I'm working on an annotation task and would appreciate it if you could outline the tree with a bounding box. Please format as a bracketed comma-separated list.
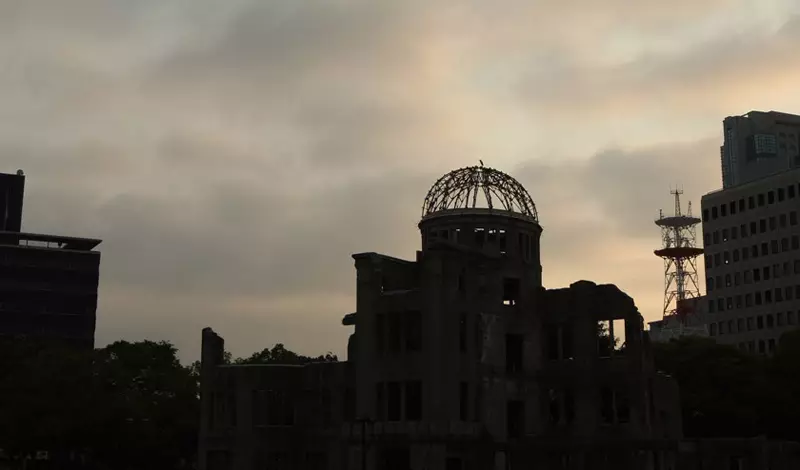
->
[652, 336, 770, 438]
[0, 338, 199, 470]
[234, 343, 338, 365]
[89, 340, 199, 470]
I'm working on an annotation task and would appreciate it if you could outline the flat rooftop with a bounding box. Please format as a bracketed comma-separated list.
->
[0, 230, 102, 251]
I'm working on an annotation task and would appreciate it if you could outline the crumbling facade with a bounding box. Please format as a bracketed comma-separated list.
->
[198, 166, 799, 469]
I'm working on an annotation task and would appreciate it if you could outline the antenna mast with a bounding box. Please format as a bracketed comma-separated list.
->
[654, 188, 704, 324]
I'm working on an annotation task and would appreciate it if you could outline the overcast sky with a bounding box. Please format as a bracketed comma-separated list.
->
[3, 0, 800, 362]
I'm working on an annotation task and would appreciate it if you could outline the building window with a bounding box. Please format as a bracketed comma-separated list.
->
[737, 318, 743, 332]
[730, 201, 737, 214]
[376, 314, 386, 355]
[741, 223, 748, 237]
[733, 250, 740, 262]
[753, 269, 761, 282]
[767, 314, 774, 328]
[789, 311, 796, 325]
[792, 236, 799, 250]
[506, 334, 524, 373]
[459, 312, 467, 352]
[778, 188, 785, 201]
[507, 400, 524, 438]
[405, 381, 422, 421]
[725, 274, 731, 287]
[731, 226, 738, 239]
[735, 295, 742, 308]
[791, 211, 798, 226]
[702, 209, 709, 222]
[768, 191, 775, 204]
[760, 219, 767, 233]
[387, 382, 401, 421]
[712, 207, 718, 219]
[789, 185, 796, 198]
[769, 217, 776, 230]
[724, 252, 730, 265]
[709, 323, 717, 336]
[503, 278, 520, 306]
[782, 238, 790, 252]
[459, 382, 469, 421]
[713, 231, 720, 244]
[777, 312, 784, 326]
[747, 317, 754, 331]
[762, 242, 769, 256]
[771, 240, 779, 254]
[405, 310, 422, 352]
[780, 214, 788, 228]
[722, 229, 728, 242]
[755, 292, 762, 305]
[745, 293, 752, 307]
[739, 198, 745, 211]
[758, 194, 765, 207]
[765, 290, 773, 304]
[748, 196, 755, 209]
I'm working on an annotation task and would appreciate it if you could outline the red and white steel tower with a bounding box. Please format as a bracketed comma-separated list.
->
[654, 189, 704, 324]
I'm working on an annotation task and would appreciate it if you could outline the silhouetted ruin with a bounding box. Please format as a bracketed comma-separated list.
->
[199, 165, 800, 469]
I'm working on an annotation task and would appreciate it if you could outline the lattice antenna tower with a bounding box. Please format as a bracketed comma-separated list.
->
[654, 188, 704, 323]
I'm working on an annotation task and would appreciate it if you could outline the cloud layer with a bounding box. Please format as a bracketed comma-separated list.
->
[2, 0, 799, 361]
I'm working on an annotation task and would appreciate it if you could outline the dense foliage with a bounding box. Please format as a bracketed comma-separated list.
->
[0, 339, 333, 470]
[652, 329, 800, 442]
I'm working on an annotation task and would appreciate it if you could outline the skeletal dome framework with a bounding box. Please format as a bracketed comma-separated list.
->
[421, 165, 538, 221]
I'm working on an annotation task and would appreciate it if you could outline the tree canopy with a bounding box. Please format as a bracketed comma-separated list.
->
[0, 338, 335, 470]
[652, 330, 800, 442]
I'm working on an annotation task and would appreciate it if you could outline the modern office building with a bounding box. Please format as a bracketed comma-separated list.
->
[0, 170, 102, 348]
[720, 111, 800, 189]
[698, 167, 800, 354]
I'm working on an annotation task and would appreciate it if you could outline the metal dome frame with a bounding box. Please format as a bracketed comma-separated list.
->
[421, 165, 538, 221]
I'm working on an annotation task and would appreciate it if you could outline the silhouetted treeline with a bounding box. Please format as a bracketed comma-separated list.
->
[653, 329, 800, 442]
[0, 339, 335, 470]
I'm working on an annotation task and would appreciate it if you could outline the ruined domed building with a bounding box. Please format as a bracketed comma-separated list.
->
[198, 166, 797, 470]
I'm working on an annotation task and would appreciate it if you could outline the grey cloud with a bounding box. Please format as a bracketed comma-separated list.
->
[516, 137, 720, 242]
[518, 15, 800, 113]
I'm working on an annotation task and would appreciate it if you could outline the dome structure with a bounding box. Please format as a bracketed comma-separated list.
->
[421, 164, 538, 222]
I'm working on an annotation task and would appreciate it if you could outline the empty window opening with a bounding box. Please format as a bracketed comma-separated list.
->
[507, 400, 524, 439]
[376, 383, 385, 420]
[474, 228, 485, 247]
[545, 325, 559, 361]
[387, 382, 402, 421]
[506, 334, 524, 373]
[446, 457, 464, 470]
[611, 319, 625, 353]
[600, 388, 629, 425]
[459, 312, 467, 352]
[548, 389, 561, 425]
[503, 277, 521, 306]
[459, 382, 469, 421]
[376, 313, 386, 355]
[388, 312, 403, 353]
[405, 310, 422, 352]
[405, 381, 422, 421]
[498, 229, 507, 253]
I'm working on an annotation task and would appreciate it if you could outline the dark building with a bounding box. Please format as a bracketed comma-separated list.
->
[0, 170, 102, 348]
[199, 165, 800, 469]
